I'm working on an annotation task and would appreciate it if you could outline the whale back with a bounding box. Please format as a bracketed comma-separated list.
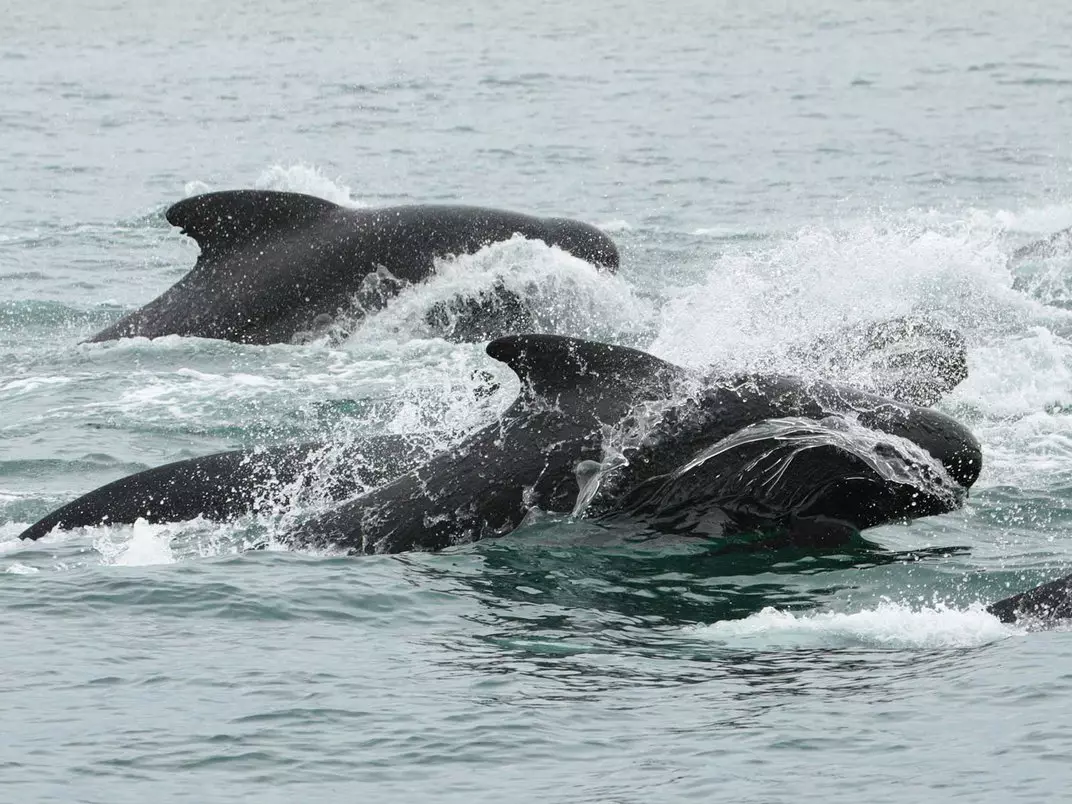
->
[988, 572, 1072, 624]
[282, 335, 694, 554]
[85, 191, 621, 345]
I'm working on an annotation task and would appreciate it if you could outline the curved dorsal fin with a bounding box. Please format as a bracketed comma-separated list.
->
[165, 190, 342, 257]
[486, 334, 687, 404]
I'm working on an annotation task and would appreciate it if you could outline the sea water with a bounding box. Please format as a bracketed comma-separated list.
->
[3, 1, 1072, 801]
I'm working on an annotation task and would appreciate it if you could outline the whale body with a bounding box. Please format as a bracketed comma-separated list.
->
[85, 190, 619, 345]
[22, 316, 975, 542]
[988, 572, 1072, 625]
[16, 435, 436, 542]
[280, 335, 981, 555]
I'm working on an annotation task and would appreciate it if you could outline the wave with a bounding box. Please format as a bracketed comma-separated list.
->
[342, 235, 651, 346]
[688, 601, 1018, 649]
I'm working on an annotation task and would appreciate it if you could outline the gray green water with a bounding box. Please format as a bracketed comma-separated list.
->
[3, 1, 1072, 801]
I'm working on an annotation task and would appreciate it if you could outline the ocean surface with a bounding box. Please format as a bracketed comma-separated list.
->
[3, 1, 1072, 801]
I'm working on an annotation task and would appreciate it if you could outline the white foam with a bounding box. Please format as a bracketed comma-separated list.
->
[182, 163, 365, 208]
[0, 530, 27, 555]
[5, 562, 39, 575]
[254, 163, 366, 208]
[0, 520, 69, 553]
[650, 220, 1025, 371]
[691, 225, 760, 238]
[77, 333, 200, 353]
[347, 235, 649, 344]
[689, 602, 1016, 650]
[173, 368, 273, 387]
[991, 202, 1072, 236]
[93, 518, 176, 566]
[182, 180, 212, 198]
[0, 376, 73, 398]
[959, 328, 1072, 417]
[955, 327, 1072, 485]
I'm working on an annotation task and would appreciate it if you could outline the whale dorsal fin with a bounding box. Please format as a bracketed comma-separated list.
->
[165, 190, 341, 257]
[486, 335, 688, 407]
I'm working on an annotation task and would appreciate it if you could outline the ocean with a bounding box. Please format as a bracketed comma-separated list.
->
[2, 0, 1072, 801]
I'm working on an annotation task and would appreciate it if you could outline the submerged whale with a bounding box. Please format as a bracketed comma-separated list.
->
[1006, 226, 1072, 311]
[787, 316, 968, 408]
[1008, 226, 1072, 266]
[280, 335, 981, 554]
[85, 190, 619, 345]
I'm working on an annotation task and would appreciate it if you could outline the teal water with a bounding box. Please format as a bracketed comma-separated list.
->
[3, 1, 1072, 800]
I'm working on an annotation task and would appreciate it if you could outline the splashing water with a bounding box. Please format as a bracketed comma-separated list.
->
[571, 395, 689, 517]
[183, 162, 366, 208]
[649, 217, 1069, 373]
[7, 168, 1072, 587]
[992, 202, 1072, 237]
[343, 235, 651, 346]
[93, 518, 177, 566]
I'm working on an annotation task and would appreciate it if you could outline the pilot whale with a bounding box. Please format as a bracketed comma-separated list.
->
[19, 318, 974, 543]
[1006, 226, 1072, 311]
[16, 435, 437, 542]
[787, 316, 968, 408]
[85, 190, 619, 345]
[280, 335, 981, 555]
[988, 571, 1072, 626]
[20, 337, 981, 550]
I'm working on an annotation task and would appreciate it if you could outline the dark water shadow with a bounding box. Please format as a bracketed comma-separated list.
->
[391, 520, 977, 698]
[397, 526, 980, 703]
[447, 521, 971, 625]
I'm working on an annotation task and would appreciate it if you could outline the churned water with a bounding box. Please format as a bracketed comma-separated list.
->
[3, 1, 1072, 801]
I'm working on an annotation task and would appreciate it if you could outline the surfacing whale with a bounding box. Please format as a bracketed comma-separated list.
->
[85, 190, 619, 345]
[988, 572, 1072, 626]
[20, 316, 973, 542]
[16, 435, 438, 542]
[1006, 226, 1072, 311]
[280, 335, 981, 555]
[21, 337, 981, 550]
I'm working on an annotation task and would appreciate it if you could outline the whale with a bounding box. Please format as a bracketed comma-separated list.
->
[19, 317, 973, 542]
[280, 335, 981, 555]
[987, 571, 1072, 626]
[16, 435, 436, 542]
[84, 190, 619, 345]
[1006, 226, 1072, 311]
